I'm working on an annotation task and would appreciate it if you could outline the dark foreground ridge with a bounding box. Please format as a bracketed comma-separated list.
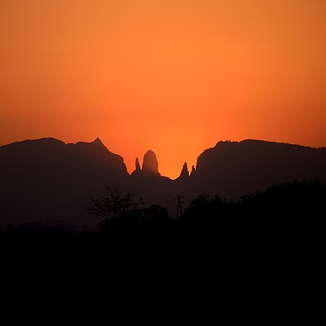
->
[1, 177, 324, 312]
[1, 179, 324, 236]
[1, 180, 324, 271]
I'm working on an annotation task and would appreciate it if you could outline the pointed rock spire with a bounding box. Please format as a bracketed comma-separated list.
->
[135, 158, 140, 171]
[142, 150, 160, 175]
[178, 162, 189, 178]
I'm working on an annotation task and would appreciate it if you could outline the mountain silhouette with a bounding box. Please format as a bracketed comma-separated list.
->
[189, 140, 326, 200]
[0, 138, 129, 227]
[1, 138, 326, 227]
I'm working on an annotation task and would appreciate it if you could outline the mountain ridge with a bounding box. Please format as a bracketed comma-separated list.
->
[1, 137, 326, 227]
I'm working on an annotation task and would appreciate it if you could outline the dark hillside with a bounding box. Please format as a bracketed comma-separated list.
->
[190, 140, 326, 200]
[0, 138, 129, 227]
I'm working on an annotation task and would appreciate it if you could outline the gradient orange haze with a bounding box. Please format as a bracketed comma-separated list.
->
[1, 0, 326, 179]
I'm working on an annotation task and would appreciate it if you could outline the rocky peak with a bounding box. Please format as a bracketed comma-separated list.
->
[92, 137, 104, 146]
[142, 150, 160, 175]
[177, 162, 189, 179]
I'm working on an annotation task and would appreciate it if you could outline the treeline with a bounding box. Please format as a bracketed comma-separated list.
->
[178, 179, 325, 250]
[1, 179, 324, 244]
[1, 179, 324, 282]
[181, 178, 326, 226]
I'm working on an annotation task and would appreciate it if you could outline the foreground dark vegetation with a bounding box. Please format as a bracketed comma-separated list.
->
[1, 178, 324, 308]
[1, 180, 323, 320]
[1, 180, 324, 253]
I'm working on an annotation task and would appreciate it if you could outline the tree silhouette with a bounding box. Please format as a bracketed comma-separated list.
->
[86, 186, 144, 228]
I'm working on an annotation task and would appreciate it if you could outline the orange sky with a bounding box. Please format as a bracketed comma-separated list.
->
[1, 0, 326, 179]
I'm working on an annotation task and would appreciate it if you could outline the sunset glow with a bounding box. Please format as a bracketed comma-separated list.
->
[1, 0, 326, 178]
